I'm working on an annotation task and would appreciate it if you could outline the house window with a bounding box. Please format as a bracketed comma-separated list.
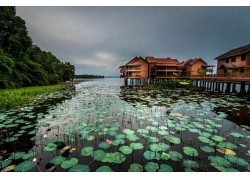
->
[241, 54, 246, 61]
[231, 57, 236, 62]
[226, 58, 229, 63]
[240, 67, 244, 73]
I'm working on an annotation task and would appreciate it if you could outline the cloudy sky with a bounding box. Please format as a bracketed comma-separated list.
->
[14, 5, 250, 76]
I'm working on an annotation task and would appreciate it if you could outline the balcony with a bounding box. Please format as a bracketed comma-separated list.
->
[126, 67, 141, 71]
[120, 74, 141, 78]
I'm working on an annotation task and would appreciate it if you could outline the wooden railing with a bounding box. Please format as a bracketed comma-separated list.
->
[120, 75, 141, 78]
[191, 73, 250, 80]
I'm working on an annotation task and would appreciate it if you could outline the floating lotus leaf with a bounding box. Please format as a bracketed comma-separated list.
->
[50, 156, 66, 165]
[0, 159, 12, 169]
[211, 135, 225, 142]
[5, 137, 18, 142]
[61, 158, 78, 169]
[92, 150, 106, 161]
[150, 143, 170, 152]
[174, 126, 186, 132]
[247, 166, 250, 172]
[22, 152, 38, 160]
[159, 126, 168, 130]
[99, 142, 111, 149]
[51, 125, 59, 129]
[199, 132, 212, 138]
[126, 134, 139, 141]
[112, 139, 125, 146]
[119, 146, 133, 155]
[197, 136, 211, 143]
[130, 143, 143, 150]
[161, 152, 170, 160]
[28, 130, 38, 135]
[182, 159, 199, 168]
[9, 152, 26, 160]
[169, 151, 183, 161]
[43, 143, 58, 151]
[224, 155, 249, 166]
[101, 153, 117, 163]
[0, 156, 2, 160]
[143, 151, 161, 160]
[165, 135, 181, 144]
[144, 162, 159, 172]
[122, 129, 134, 135]
[146, 136, 159, 143]
[226, 168, 240, 172]
[146, 126, 158, 132]
[68, 164, 90, 172]
[128, 163, 143, 172]
[158, 164, 173, 172]
[96, 166, 113, 172]
[158, 130, 169, 135]
[45, 138, 56, 145]
[1, 165, 16, 172]
[188, 128, 201, 134]
[86, 135, 95, 141]
[201, 146, 215, 153]
[211, 163, 228, 172]
[80, 147, 93, 157]
[113, 152, 126, 164]
[30, 135, 43, 141]
[216, 148, 236, 156]
[217, 142, 237, 149]
[115, 134, 125, 139]
[208, 156, 231, 167]
[183, 147, 199, 156]
[230, 132, 245, 138]
[14, 161, 36, 172]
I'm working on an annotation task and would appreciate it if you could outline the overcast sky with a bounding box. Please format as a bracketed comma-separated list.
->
[15, 6, 250, 76]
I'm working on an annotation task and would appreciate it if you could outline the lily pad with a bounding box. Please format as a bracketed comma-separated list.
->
[208, 156, 231, 167]
[126, 134, 139, 141]
[130, 142, 143, 150]
[169, 151, 183, 161]
[128, 163, 143, 172]
[183, 147, 199, 156]
[216, 148, 236, 156]
[81, 147, 93, 156]
[197, 136, 211, 143]
[113, 152, 126, 164]
[211, 135, 225, 142]
[230, 132, 244, 138]
[61, 158, 78, 169]
[149, 143, 170, 152]
[182, 159, 199, 168]
[43, 143, 57, 151]
[122, 129, 134, 135]
[1, 165, 16, 172]
[112, 139, 125, 146]
[119, 146, 133, 155]
[9, 152, 26, 160]
[143, 151, 161, 160]
[0, 159, 12, 169]
[50, 156, 66, 165]
[224, 155, 249, 166]
[96, 166, 113, 172]
[92, 150, 106, 161]
[217, 142, 237, 149]
[201, 146, 215, 153]
[14, 161, 36, 172]
[68, 164, 90, 172]
[158, 164, 173, 172]
[22, 152, 38, 160]
[144, 162, 159, 172]
[161, 152, 170, 160]
[99, 142, 111, 149]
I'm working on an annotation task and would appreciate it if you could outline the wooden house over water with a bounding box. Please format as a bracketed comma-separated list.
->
[215, 44, 250, 75]
[119, 56, 214, 80]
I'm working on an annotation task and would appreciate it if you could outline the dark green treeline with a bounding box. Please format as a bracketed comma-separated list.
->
[74, 74, 105, 78]
[0, 6, 75, 89]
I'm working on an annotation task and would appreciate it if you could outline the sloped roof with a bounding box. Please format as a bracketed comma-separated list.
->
[126, 56, 146, 65]
[215, 44, 250, 60]
[145, 56, 180, 65]
[181, 58, 207, 67]
[218, 63, 239, 69]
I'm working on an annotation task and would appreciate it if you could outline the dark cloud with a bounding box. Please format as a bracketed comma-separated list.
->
[16, 6, 250, 75]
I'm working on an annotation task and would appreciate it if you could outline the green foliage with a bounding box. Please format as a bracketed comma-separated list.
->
[226, 69, 233, 75]
[199, 69, 206, 75]
[0, 7, 75, 89]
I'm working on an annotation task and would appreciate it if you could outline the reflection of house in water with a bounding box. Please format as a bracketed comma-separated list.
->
[119, 56, 214, 79]
[215, 44, 250, 75]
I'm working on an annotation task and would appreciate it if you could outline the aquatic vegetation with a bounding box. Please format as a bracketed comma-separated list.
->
[0, 80, 250, 172]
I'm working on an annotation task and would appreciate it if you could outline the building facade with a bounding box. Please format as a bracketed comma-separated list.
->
[215, 44, 250, 75]
[119, 56, 214, 79]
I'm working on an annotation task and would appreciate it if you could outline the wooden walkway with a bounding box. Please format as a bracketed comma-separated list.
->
[190, 73, 250, 82]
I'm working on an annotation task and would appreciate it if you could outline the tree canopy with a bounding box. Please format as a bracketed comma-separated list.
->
[0, 6, 75, 89]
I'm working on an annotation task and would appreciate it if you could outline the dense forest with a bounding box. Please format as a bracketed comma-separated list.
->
[0, 7, 75, 89]
[74, 74, 105, 78]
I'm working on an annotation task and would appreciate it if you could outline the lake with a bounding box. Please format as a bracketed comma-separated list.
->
[0, 78, 250, 172]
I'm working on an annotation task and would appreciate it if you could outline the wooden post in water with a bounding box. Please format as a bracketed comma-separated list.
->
[209, 81, 212, 92]
[212, 81, 215, 91]
[232, 83, 236, 92]
[222, 82, 225, 92]
[240, 81, 246, 94]
[226, 83, 231, 93]
[247, 84, 250, 95]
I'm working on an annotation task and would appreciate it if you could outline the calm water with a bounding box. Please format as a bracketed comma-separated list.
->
[1, 78, 250, 172]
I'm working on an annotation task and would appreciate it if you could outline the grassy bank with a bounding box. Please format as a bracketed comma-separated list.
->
[0, 80, 84, 110]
